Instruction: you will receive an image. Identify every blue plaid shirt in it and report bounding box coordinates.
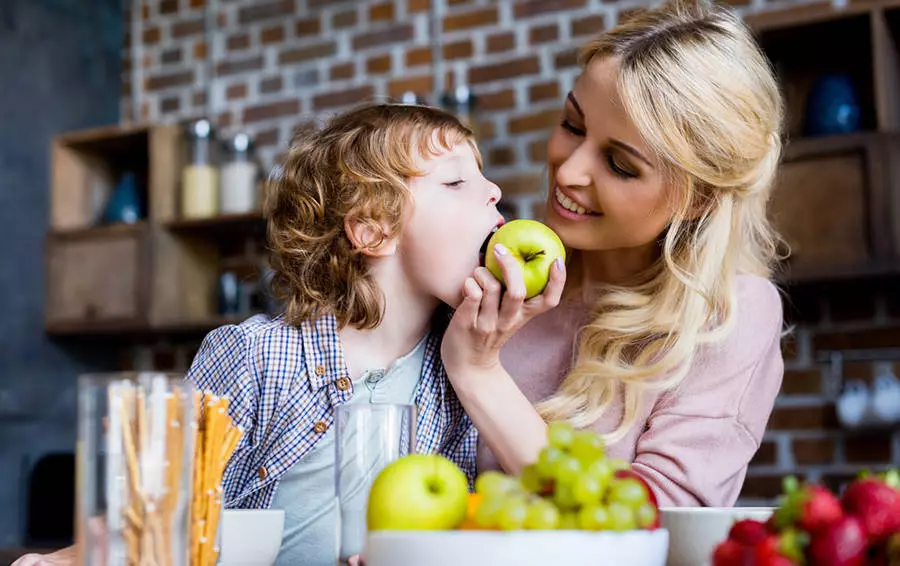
[186,313,477,509]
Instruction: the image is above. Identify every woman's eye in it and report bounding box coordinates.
[560,119,585,137]
[607,153,638,179]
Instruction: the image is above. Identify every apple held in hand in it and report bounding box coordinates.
[484,219,566,299]
[367,454,469,531]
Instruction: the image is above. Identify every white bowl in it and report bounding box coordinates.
[365,529,670,566]
[218,509,286,566]
[660,507,774,566]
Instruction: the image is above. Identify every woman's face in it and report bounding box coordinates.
[544,57,676,255]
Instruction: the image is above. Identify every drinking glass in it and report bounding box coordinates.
[334,403,416,566]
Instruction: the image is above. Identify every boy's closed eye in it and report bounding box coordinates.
[443,179,465,189]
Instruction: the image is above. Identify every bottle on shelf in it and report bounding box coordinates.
[181,118,219,220]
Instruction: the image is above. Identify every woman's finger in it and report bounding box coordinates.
[474,267,502,332]
[526,256,566,311]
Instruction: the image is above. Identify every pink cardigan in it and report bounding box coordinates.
[477,275,785,507]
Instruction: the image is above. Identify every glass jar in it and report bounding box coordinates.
[181,119,219,219]
[219,133,259,215]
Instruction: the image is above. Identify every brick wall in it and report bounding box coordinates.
[123,0,900,504]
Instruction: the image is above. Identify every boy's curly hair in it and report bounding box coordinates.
[265,103,480,330]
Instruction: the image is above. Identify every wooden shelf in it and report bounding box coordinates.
[164,212,265,237]
[48,220,148,241]
[47,313,264,338]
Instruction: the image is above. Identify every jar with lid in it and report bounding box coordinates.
[219,132,260,215]
[181,118,219,219]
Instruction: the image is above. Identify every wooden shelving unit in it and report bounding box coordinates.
[45,123,268,337]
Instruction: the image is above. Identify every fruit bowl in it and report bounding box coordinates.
[660,507,774,566]
[364,529,670,566]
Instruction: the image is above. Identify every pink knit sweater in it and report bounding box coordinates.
[477,275,785,507]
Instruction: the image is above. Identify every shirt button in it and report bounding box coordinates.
[336,377,351,391]
[313,421,328,433]
[258,466,268,481]
[314,365,325,376]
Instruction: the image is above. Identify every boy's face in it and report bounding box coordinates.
[399,138,505,308]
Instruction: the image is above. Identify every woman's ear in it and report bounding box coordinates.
[344,215,398,257]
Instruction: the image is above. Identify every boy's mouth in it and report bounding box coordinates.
[479,224,503,266]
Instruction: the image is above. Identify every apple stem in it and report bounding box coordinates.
[522,250,545,263]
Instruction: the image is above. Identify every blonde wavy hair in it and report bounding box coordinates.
[266,103,480,330]
[536,0,786,440]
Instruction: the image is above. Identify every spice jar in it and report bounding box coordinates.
[181,119,219,219]
[219,133,259,215]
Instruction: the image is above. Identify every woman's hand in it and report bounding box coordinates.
[12,546,75,566]
[442,244,565,380]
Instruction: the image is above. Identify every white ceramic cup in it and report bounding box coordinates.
[218,509,286,566]
[660,506,774,566]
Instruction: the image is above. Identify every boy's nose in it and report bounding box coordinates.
[487,181,501,205]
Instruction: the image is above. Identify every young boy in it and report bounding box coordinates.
[187,104,505,565]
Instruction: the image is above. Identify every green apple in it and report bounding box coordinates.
[484,219,566,299]
[366,454,469,531]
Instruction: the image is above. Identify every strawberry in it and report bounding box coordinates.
[840,475,900,543]
[613,469,660,529]
[771,476,843,534]
[712,539,752,566]
[729,519,769,546]
[754,528,807,566]
[806,515,868,566]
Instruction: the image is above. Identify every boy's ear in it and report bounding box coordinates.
[344,215,397,257]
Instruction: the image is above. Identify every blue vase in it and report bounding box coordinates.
[804,73,861,137]
[103,171,142,224]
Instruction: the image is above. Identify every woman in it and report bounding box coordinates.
[441,0,785,507]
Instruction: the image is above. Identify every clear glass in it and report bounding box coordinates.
[76,372,198,566]
[334,403,416,566]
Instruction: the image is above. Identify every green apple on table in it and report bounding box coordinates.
[483,219,566,299]
[366,454,469,531]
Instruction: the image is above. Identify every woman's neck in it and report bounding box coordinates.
[567,244,660,302]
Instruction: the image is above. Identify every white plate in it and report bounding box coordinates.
[660,507,774,566]
[218,509,286,566]
[365,529,670,566]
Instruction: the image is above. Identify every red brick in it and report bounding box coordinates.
[366,54,392,74]
[821,472,859,495]
[313,85,375,111]
[555,48,580,70]
[216,55,264,77]
[750,440,778,466]
[768,405,839,430]
[813,327,900,352]
[515,0,587,18]
[330,62,355,81]
[571,14,606,37]
[741,474,802,499]
[369,2,394,21]
[146,70,194,91]
[192,90,206,107]
[792,438,835,464]
[279,43,337,65]
[529,139,548,163]
[238,0,294,24]
[190,0,206,7]
[260,75,283,94]
[489,146,516,167]
[353,24,414,50]
[172,17,204,38]
[529,24,559,44]
[160,96,180,113]
[296,17,320,37]
[256,128,280,148]
[193,41,206,60]
[143,26,161,44]
[844,362,876,385]
[486,32,515,53]
[161,47,182,65]
[478,120,496,139]
[478,89,516,111]
[406,47,432,67]
[443,8,498,32]
[333,9,358,29]
[407,0,429,12]
[388,76,432,98]
[529,81,559,103]
[469,56,540,84]
[227,33,250,51]
[160,0,179,15]
[509,109,560,134]
[226,83,248,101]
[491,172,544,196]
[781,369,822,395]
[444,40,473,60]
[260,25,285,45]
[243,99,301,123]
[844,434,893,463]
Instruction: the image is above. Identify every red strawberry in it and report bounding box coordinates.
[807,515,868,566]
[840,476,900,543]
[712,539,752,566]
[754,528,807,566]
[613,469,660,529]
[729,519,769,545]
[772,476,843,534]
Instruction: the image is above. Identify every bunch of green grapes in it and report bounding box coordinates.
[472,422,659,532]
